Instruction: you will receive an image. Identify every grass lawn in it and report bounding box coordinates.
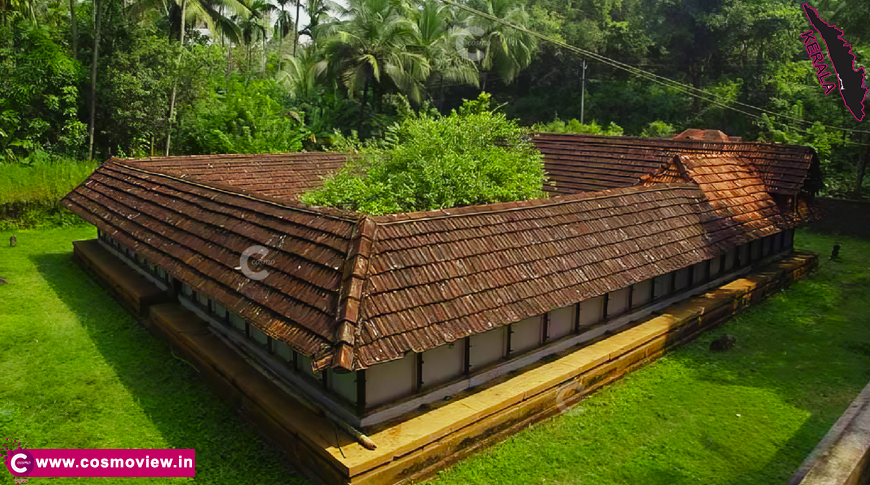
[0,226,307,485]
[1,226,868,485]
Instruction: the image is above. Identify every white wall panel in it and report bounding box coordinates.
[579,295,605,327]
[297,353,320,380]
[674,267,690,291]
[750,240,761,261]
[606,288,630,318]
[724,248,737,271]
[632,280,652,307]
[366,353,415,407]
[329,370,357,405]
[251,327,268,346]
[469,326,507,371]
[739,244,750,266]
[692,262,707,285]
[654,273,673,299]
[510,317,542,355]
[421,342,465,388]
[274,341,293,363]
[709,256,722,277]
[547,306,575,340]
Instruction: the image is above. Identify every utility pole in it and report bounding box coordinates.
[580,58,587,125]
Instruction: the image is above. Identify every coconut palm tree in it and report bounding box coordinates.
[129,0,249,154]
[273,0,292,70]
[463,0,536,88]
[276,45,326,99]
[300,0,335,47]
[320,0,430,128]
[238,0,274,78]
[412,0,479,109]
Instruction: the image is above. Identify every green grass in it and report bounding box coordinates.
[0,227,868,485]
[0,161,97,205]
[0,226,307,484]
[0,161,98,230]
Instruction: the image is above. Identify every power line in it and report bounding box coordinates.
[438,0,870,141]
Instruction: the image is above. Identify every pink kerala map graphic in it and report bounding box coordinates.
[802,3,868,121]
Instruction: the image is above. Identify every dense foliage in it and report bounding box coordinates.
[302,94,547,214]
[0,0,868,198]
[176,79,307,154]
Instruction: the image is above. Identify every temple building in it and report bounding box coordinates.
[62,129,820,431]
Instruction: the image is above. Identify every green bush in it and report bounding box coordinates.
[531,118,624,136]
[301,94,548,215]
[640,120,677,138]
[175,78,307,155]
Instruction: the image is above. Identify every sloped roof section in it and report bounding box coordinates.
[63,159,360,362]
[121,152,347,202]
[357,185,724,366]
[532,133,820,196]
[643,154,789,246]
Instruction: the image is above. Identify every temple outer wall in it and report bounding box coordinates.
[70,237,819,485]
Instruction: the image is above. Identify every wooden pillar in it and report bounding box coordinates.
[416,352,424,392]
[542,313,550,343]
[573,302,581,334]
[506,323,513,357]
[463,337,471,375]
[356,369,366,414]
[602,293,610,321]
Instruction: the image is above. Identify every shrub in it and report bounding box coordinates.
[301,94,548,215]
[640,120,677,138]
[531,118,624,136]
[175,78,307,155]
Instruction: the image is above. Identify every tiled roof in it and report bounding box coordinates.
[643,154,790,246]
[357,185,715,365]
[120,152,347,201]
[63,159,360,363]
[64,142,814,371]
[533,133,820,196]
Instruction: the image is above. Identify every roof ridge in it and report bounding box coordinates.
[319,216,379,372]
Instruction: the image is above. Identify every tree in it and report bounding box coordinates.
[276,44,326,99]
[412,0,479,110]
[273,0,291,70]
[237,0,274,78]
[463,0,536,87]
[300,0,333,46]
[69,0,77,56]
[87,0,102,160]
[143,0,249,154]
[320,0,430,129]
[0,19,86,161]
